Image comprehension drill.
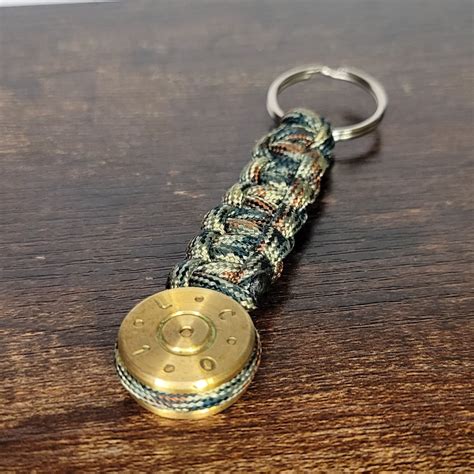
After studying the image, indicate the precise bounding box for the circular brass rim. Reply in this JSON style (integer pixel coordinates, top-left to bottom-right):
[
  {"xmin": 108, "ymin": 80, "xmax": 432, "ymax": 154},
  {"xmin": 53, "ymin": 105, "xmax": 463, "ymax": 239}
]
[{"xmin": 117, "ymin": 287, "xmax": 257, "ymax": 394}]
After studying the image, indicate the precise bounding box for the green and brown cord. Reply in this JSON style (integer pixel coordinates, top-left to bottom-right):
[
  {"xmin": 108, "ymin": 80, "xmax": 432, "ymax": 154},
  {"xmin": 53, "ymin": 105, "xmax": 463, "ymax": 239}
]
[{"xmin": 168, "ymin": 108, "xmax": 335, "ymax": 310}]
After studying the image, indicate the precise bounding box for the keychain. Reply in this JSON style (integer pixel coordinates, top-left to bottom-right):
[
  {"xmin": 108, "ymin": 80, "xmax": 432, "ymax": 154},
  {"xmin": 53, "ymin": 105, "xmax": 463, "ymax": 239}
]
[{"xmin": 115, "ymin": 65, "xmax": 388, "ymax": 419}]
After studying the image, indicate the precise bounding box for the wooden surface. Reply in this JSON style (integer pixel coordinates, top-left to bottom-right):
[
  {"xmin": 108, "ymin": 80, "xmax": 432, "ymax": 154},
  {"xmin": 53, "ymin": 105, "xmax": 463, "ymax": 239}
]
[{"xmin": 0, "ymin": 0, "xmax": 473, "ymax": 471}]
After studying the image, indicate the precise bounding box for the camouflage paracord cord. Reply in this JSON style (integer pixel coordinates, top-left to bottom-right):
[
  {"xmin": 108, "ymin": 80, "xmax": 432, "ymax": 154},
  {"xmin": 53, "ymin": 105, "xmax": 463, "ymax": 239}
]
[{"xmin": 167, "ymin": 108, "xmax": 334, "ymax": 310}]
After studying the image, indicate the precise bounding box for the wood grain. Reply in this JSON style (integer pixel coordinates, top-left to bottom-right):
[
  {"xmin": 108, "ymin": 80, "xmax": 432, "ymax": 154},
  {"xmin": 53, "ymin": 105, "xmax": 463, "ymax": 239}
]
[{"xmin": 0, "ymin": 0, "xmax": 473, "ymax": 471}]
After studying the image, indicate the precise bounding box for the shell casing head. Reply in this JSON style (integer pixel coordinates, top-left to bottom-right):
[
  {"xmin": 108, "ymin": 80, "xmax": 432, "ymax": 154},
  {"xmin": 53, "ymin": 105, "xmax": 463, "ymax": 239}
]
[{"xmin": 115, "ymin": 287, "xmax": 260, "ymax": 419}]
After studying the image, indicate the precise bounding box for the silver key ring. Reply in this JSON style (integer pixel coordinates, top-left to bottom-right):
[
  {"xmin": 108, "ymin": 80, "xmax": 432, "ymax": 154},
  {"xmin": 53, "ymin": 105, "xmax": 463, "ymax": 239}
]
[{"xmin": 266, "ymin": 64, "xmax": 388, "ymax": 142}]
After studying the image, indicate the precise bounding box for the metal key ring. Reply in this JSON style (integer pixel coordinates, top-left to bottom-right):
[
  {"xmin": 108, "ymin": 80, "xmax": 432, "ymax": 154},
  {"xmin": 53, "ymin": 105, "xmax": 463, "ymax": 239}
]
[{"xmin": 266, "ymin": 64, "xmax": 388, "ymax": 142}]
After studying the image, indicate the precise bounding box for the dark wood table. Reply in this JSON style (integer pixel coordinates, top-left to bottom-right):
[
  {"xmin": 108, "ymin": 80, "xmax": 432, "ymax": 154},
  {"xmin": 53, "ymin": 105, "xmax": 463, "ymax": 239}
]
[{"xmin": 1, "ymin": 0, "xmax": 472, "ymax": 471}]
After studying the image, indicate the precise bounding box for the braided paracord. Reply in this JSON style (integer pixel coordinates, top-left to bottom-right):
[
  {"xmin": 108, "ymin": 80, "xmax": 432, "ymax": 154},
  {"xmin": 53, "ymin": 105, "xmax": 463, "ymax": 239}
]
[{"xmin": 167, "ymin": 109, "xmax": 334, "ymax": 310}]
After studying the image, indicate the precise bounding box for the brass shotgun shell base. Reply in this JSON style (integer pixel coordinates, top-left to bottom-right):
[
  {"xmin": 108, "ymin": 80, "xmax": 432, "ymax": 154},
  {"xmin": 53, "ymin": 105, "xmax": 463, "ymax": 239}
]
[{"xmin": 115, "ymin": 287, "xmax": 260, "ymax": 419}]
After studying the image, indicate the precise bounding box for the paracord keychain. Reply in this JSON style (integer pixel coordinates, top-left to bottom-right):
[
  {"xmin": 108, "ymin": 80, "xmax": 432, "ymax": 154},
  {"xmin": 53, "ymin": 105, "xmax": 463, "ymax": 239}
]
[{"xmin": 115, "ymin": 65, "xmax": 388, "ymax": 419}]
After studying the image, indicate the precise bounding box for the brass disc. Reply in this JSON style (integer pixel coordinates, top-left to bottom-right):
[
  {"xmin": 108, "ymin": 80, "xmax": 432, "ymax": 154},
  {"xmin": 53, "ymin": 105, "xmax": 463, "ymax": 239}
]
[{"xmin": 117, "ymin": 287, "xmax": 257, "ymax": 396}]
